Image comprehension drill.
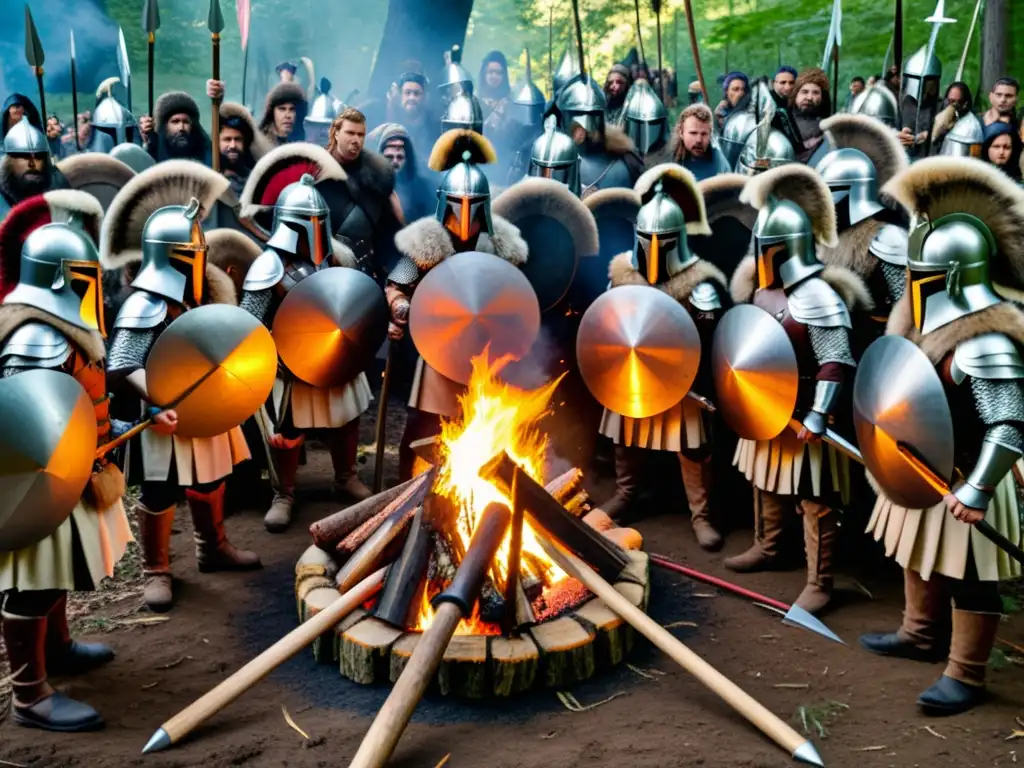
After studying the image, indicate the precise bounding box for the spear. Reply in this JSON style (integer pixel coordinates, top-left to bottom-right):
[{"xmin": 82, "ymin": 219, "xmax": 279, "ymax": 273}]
[
  {"xmin": 681, "ymin": 0, "xmax": 708, "ymax": 104},
  {"xmin": 633, "ymin": 0, "xmax": 646, "ymax": 69},
  {"xmin": 117, "ymin": 27, "xmax": 132, "ymax": 113},
  {"xmin": 237, "ymin": 0, "xmax": 251, "ymax": 107},
  {"xmin": 208, "ymin": 0, "xmax": 225, "ymax": 172},
  {"xmin": 570, "ymin": 0, "xmax": 586, "ymax": 79},
  {"xmin": 652, "ymin": 0, "xmax": 665, "ymax": 102},
  {"xmin": 142, "ymin": 0, "xmax": 160, "ymax": 120},
  {"xmin": 69, "ymin": 31, "xmax": 80, "ymax": 150},
  {"xmin": 23, "ymin": 6, "xmax": 46, "ymax": 122},
  {"xmin": 893, "ymin": 0, "xmax": 903, "ymax": 80},
  {"xmin": 954, "ymin": 0, "xmax": 983, "ymax": 83}
]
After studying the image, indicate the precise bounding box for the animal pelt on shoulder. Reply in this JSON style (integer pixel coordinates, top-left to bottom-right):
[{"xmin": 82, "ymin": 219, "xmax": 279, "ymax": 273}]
[
  {"xmin": 886, "ymin": 295, "xmax": 1024, "ymax": 364},
  {"xmin": 817, "ymin": 217, "xmax": 884, "ymax": 278},
  {"xmin": 0, "ymin": 304, "xmax": 105, "ymax": 363},
  {"xmin": 344, "ymin": 150, "xmax": 395, "ymax": 202},
  {"xmin": 204, "ymin": 263, "xmax": 238, "ymax": 306},
  {"xmin": 603, "ymin": 126, "xmax": 645, "ymax": 179},
  {"xmin": 329, "ymin": 237, "xmax": 358, "ymax": 269},
  {"xmin": 608, "ymin": 251, "xmax": 728, "ymax": 304},
  {"xmin": 393, "ymin": 214, "xmax": 528, "ymax": 271},
  {"xmin": 729, "ymin": 254, "xmax": 873, "ymax": 312}
]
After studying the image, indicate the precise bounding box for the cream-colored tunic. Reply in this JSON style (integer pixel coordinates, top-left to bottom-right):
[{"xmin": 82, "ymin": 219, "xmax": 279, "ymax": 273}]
[
  {"xmin": 140, "ymin": 427, "xmax": 251, "ymax": 486},
  {"xmin": 599, "ymin": 397, "xmax": 706, "ymax": 451},
  {"xmin": 408, "ymin": 357, "xmax": 463, "ymax": 419},
  {"xmin": 272, "ymin": 373, "xmax": 372, "ymax": 430},
  {"xmin": 734, "ymin": 430, "xmax": 851, "ymax": 504}
]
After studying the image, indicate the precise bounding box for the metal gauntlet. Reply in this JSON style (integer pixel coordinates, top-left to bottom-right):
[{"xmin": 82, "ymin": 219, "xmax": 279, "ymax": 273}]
[
  {"xmin": 802, "ymin": 380, "xmax": 840, "ymax": 436},
  {"xmin": 954, "ymin": 432, "xmax": 1024, "ymax": 510}
]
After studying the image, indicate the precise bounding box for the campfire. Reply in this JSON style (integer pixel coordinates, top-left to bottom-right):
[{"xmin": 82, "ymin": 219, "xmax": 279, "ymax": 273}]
[{"xmin": 297, "ymin": 351, "xmax": 651, "ymax": 697}]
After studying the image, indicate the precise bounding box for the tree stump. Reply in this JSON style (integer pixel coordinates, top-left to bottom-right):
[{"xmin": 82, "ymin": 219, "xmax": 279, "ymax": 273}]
[{"xmin": 339, "ymin": 617, "xmax": 404, "ymax": 684}]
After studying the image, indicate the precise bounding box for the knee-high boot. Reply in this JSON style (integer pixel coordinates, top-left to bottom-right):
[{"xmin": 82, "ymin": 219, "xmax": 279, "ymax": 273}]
[
  {"xmin": 45, "ymin": 593, "xmax": 114, "ymax": 676},
  {"xmin": 680, "ymin": 453, "xmax": 722, "ymax": 551},
  {"xmin": 794, "ymin": 503, "xmax": 837, "ymax": 614},
  {"xmin": 859, "ymin": 569, "xmax": 951, "ymax": 662},
  {"xmin": 137, "ymin": 503, "xmax": 176, "ymax": 613},
  {"xmin": 187, "ymin": 483, "xmax": 262, "ymax": 573},
  {"xmin": 594, "ymin": 445, "xmax": 643, "ymax": 523},
  {"xmin": 918, "ymin": 609, "xmax": 1001, "ymax": 715},
  {"xmin": 724, "ymin": 488, "xmax": 789, "ymax": 572},
  {"xmin": 264, "ymin": 438, "xmax": 303, "ymax": 533},
  {"xmin": 331, "ymin": 418, "xmax": 372, "ymax": 502}
]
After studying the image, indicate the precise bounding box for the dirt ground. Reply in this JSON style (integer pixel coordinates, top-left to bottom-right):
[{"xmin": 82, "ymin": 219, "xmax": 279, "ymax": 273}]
[{"xmin": 2, "ymin": 400, "xmax": 1023, "ymax": 768}]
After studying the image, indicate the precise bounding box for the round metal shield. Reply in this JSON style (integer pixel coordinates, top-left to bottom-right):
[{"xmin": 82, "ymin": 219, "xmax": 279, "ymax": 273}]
[
  {"xmin": 576, "ymin": 285, "xmax": 701, "ymax": 418},
  {"xmin": 853, "ymin": 335, "xmax": 955, "ymax": 509},
  {"xmin": 506, "ymin": 214, "xmax": 579, "ymax": 312},
  {"xmin": 410, "ymin": 252, "xmax": 541, "ymax": 385},
  {"xmin": 272, "ymin": 267, "xmax": 389, "ymax": 388},
  {"xmin": 711, "ymin": 304, "xmax": 800, "ymax": 440},
  {"xmin": 146, "ymin": 304, "xmax": 278, "ymax": 438},
  {"xmin": 110, "ymin": 143, "xmax": 156, "ymax": 173},
  {"xmin": 0, "ymin": 369, "xmax": 96, "ymax": 552}
]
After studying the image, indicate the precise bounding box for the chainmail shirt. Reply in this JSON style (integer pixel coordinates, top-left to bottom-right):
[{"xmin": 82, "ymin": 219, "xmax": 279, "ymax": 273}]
[
  {"xmin": 808, "ymin": 325, "xmax": 856, "ymax": 367},
  {"xmin": 880, "ymin": 261, "xmax": 906, "ymax": 303},
  {"xmin": 107, "ymin": 328, "xmax": 157, "ymax": 376},
  {"xmin": 240, "ymin": 289, "xmax": 274, "ymax": 328}
]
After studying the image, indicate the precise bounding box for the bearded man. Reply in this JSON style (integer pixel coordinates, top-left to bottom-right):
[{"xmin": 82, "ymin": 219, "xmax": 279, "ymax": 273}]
[
  {"xmin": 0, "ymin": 122, "xmax": 69, "ymax": 216},
  {"xmin": 604, "ymin": 64, "xmax": 633, "ymax": 126},
  {"xmin": 139, "ymin": 92, "xmax": 212, "ymax": 164},
  {"xmin": 389, "ymin": 68, "xmax": 439, "ymax": 163},
  {"xmin": 217, "ymin": 102, "xmax": 271, "ymax": 195},
  {"xmin": 789, "ymin": 67, "xmax": 832, "ymax": 164},
  {"xmin": 375, "ymin": 123, "xmax": 434, "ymax": 223},
  {"xmin": 672, "ymin": 104, "xmax": 732, "ymax": 180}
]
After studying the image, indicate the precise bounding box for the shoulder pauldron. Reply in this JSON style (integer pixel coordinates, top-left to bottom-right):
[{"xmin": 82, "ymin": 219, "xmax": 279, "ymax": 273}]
[
  {"xmin": 951, "ymin": 333, "xmax": 1024, "ymax": 384},
  {"xmin": 787, "ymin": 278, "xmax": 852, "ymax": 329},
  {"xmin": 114, "ymin": 290, "xmax": 169, "ymax": 330},
  {"xmin": 0, "ymin": 322, "xmax": 71, "ymax": 370}
]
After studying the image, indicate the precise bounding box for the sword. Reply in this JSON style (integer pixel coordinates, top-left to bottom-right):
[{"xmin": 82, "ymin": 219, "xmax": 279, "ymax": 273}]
[
  {"xmin": 143, "ymin": 0, "xmax": 160, "ymax": 120},
  {"xmin": 23, "ymin": 6, "xmax": 46, "ymax": 121},
  {"xmin": 117, "ymin": 27, "xmax": 132, "ymax": 113},
  {"xmin": 69, "ymin": 31, "xmax": 80, "ymax": 150},
  {"xmin": 954, "ymin": 0, "xmax": 984, "ymax": 83},
  {"xmin": 207, "ymin": 0, "xmax": 225, "ymax": 172}
]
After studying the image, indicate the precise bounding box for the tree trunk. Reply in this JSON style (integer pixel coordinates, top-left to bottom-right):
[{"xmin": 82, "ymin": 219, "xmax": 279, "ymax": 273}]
[
  {"xmin": 368, "ymin": 0, "xmax": 474, "ymax": 97},
  {"xmin": 981, "ymin": 0, "xmax": 1008, "ymax": 94}
]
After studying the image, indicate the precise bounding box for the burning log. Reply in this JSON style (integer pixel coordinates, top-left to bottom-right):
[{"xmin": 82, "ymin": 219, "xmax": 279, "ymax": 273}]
[
  {"xmin": 375, "ymin": 506, "xmax": 432, "ymax": 629},
  {"xmin": 309, "ymin": 475, "xmax": 421, "ymax": 551},
  {"xmin": 336, "ymin": 504, "xmax": 422, "ymax": 593},
  {"xmin": 337, "ymin": 470, "xmax": 434, "ymax": 556}
]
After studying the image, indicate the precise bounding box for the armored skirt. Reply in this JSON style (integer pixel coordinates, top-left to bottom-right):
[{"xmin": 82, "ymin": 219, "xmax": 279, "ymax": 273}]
[
  {"xmin": 0, "ymin": 499, "xmax": 132, "ymax": 593},
  {"xmin": 599, "ymin": 398, "xmax": 707, "ymax": 451},
  {"xmin": 409, "ymin": 357, "xmax": 463, "ymax": 419},
  {"xmin": 272, "ymin": 374, "xmax": 372, "ymax": 430},
  {"xmin": 866, "ymin": 471, "xmax": 1023, "ymax": 582},
  {"xmin": 137, "ymin": 427, "xmax": 251, "ymax": 486},
  {"xmin": 733, "ymin": 432, "xmax": 851, "ymax": 504}
]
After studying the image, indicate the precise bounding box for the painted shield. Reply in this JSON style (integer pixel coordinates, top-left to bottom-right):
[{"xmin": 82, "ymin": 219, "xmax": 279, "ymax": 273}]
[
  {"xmin": 146, "ymin": 304, "xmax": 277, "ymax": 438},
  {"xmin": 853, "ymin": 335, "xmax": 955, "ymax": 509},
  {"xmin": 711, "ymin": 304, "xmax": 799, "ymax": 440},
  {"xmin": 273, "ymin": 267, "xmax": 388, "ymax": 388},
  {"xmin": 0, "ymin": 369, "xmax": 97, "ymax": 552},
  {"xmin": 576, "ymin": 285, "xmax": 701, "ymax": 418},
  {"xmin": 410, "ymin": 252, "xmax": 541, "ymax": 385}
]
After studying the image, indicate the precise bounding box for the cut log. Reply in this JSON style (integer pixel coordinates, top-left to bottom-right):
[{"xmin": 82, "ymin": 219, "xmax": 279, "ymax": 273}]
[
  {"xmin": 563, "ymin": 490, "xmax": 591, "ymax": 517},
  {"xmin": 437, "ymin": 633, "xmax": 489, "ymax": 698},
  {"xmin": 409, "ymin": 435, "xmax": 441, "ymax": 465},
  {"xmin": 388, "ymin": 632, "xmax": 420, "ymax": 682},
  {"xmin": 573, "ymin": 598, "xmax": 634, "ymax": 668},
  {"xmin": 302, "ymin": 587, "xmax": 345, "ymax": 663},
  {"xmin": 309, "ymin": 475, "xmax": 418, "ymax": 550},
  {"xmin": 545, "ymin": 467, "xmax": 583, "ymax": 503},
  {"xmin": 336, "ymin": 505, "xmax": 418, "ymax": 592},
  {"xmin": 528, "ymin": 615, "xmax": 597, "ymax": 688},
  {"xmin": 338, "ymin": 469, "xmax": 433, "ymax": 554},
  {"xmin": 339, "ymin": 617, "xmax": 405, "ymax": 685},
  {"xmin": 490, "ymin": 634, "xmax": 540, "ymax": 696},
  {"xmin": 294, "ymin": 545, "xmax": 337, "ymax": 623}
]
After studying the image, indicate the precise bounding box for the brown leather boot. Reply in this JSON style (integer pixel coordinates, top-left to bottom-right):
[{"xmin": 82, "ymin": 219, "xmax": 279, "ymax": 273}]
[
  {"xmin": 187, "ymin": 483, "xmax": 262, "ymax": 573},
  {"xmin": 595, "ymin": 445, "xmax": 643, "ymax": 523},
  {"xmin": 331, "ymin": 418, "xmax": 372, "ymax": 502},
  {"xmin": 724, "ymin": 488, "xmax": 788, "ymax": 572},
  {"xmin": 137, "ymin": 504, "xmax": 175, "ymax": 613},
  {"xmin": 794, "ymin": 502, "xmax": 836, "ymax": 615},
  {"xmin": 1, "ymin": 611, "xmax": 103, "ymax": 732},
  {"xmin": 860, "ymin": 569, "xmax": 950, "ymax": 662},
  {"xmin": 680, "ymin": 454, "xmax": 722, "ymax": 551},
  {"xmin": 918, "ymin": 610, "xmax": 1001, "ymax": 715},
  {"xmin": 45, "ymin": 594, "xmax": 114, "ymax": 676},
  {"xmin": 265, "ymin": 441, "xmax": 303, "ymax": 533}
]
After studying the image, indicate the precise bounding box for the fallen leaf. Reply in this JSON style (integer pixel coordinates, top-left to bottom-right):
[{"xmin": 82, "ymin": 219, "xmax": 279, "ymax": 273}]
[
  {"xmin": 852, "ymin": 746, "xmax": 886, "ymax": 752},
  {"xmin": 282, "ymin": 705, "xmax": 310, "ymax": 740},
  {"xmin": 923, "ymin": 725, "xmax": 946, "ymax": 740}
]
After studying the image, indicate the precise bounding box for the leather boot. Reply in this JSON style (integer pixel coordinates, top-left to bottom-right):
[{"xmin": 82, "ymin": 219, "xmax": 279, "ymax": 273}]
[
  {"xmin": 331, "ymin": 419, "xmax": 372, "ymax": 502},
  {"xmin": 595, "ymin": 446, "xmax": 642, "ymax": 524},
  {"xmin": 187, "ymin": 483, "xmax": 262, "ymax": 573},
  {"xmin": 860, "ymin": 569, "xmax": 950, "ymax": 662},
  {"xmin": 137, "ymin": 504, "xmax": 175, "ymax": 613},
  {"xmin": 45, "ymin": 594, "xmax": 114, "ymax": 677},
  {"xmin": 264, "ymin": 440, "xmax": 303, "ymax": 533},
  {"xmin": 680, "ymin": 454, "xmax": 722, "ymax": 551},
  {"xmin": 793, "ymin": 502, "xmax": 836, "ymax": 615},
  {"xmin": 1, "ymin": 611, "xmax": 103, "ymax": 732},
  {"xmin": 724, "ymin": 489, "xmax": 788, "ymax": 573},
  {"xmin": 918, "ymin": 610, "xmax": 1001, "ymax": 715}
]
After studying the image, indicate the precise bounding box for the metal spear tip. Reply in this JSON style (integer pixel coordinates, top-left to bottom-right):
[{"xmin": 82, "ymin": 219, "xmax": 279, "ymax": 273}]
[
  {"xmin": 207, "ymin": 0, "xmax": 225, "ymax": 34},
  {"xmin": 143, "ymin": 0, "xmax": 161, "ymax": 33},
  {"xmin": 142, "ymin": 727, "xmax": 171, "ymax": 754},
  {"xmin": 793, "ymin": 740, "xmax": 825, "ymax": 767},
  {"xmin": 24, "ymin": 5, "xmax": 44, "ymax": 67},
  {"xmin": 925, "ymin": 0, "xmax": 956, "ymax": 23},
  {"xmin": 783, "ymin": 604, "xmax": 845, "ymax": 645}
]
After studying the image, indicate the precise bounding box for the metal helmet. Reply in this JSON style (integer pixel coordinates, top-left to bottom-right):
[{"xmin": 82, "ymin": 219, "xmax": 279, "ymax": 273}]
[
  {"xmin": 441, "ymin": 93, "xmax": 484, "ymax": 135},
  {"xmin": 267, "ymin": 174, "xmax": 333, "ymax": 267},
  {"xmin": 529, "ymin": 119, "xmax": 581, "ymax": 196},
  {"xmin": 815, "ymin": 148, "xmax": 884, "ymax": 227},
  {"xmin": 737, "ymin": 124, "xmax": 796, "ymax": 176},
  {"xmin": 850, "ymin": 85, "xmax": 900, "ymax": 128},
  {"xmin": 908, "ymin": 214, "xmax": 1001, "ymax": 334},
  {"xmin": 633, "ymin": 182, "xmax": 697, "ymax": 283},
  {"xmin": 901, "ymin": 45, "xmax": 942, "ymax": 105},
  {"xmin": 3, "ymin": 120, "xmax": 49, "ymax": 157},
  {"xmin": 552, "ymin": 48, "xmax": 582, "ymax": 98},
  {"xmin": 510, "ymin": 49, "xmax": 546, "ymax": 128},
  {"xmin": 939, "ymin": 112, "xmax": 984, "ymax": 158},
  {"xmin": 748, "ymin": 77, "xmax": 777, "ymax": 120},
  {"xmin": 556, "ymin": 75, "xmax": 606, "ymax": 136},
  {"xmin": 91, "ymin": 95, "xmax": 141, "ymax": 146},
  {"xmin": 3, "ymin": 223, "xmax": 105, "ymax": 334},
  {"xmin": 753, "ymin": 198, "xmax": 823, "ymax": 291},
  {"xmin": 436, "ymin": 151, "xmax": 492, "ymax": 250},
  {"xmin": 718, "ymin": 110, "xmax": 757, "ymax": 169},
  {"xmin": 622, "ymin": 80, "xmax": 668, "ymax": 155},
  {"xmin": 304, "ymin": 80, "xmax": 344, "ymax": 147},
  {"xmin": 131, "ymin": 198, "xmax": 209, "ymax": 307},
  {"xmin": 438, "ymin": 45, "xmax": 473, "ymax": 101}
]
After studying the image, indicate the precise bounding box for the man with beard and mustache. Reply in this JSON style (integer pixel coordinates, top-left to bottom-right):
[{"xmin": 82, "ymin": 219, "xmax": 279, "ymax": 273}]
[
  {"xmin": 373, "ymin": 123, "xmax": 434, "ymax": 223},
  {"xmin": 138, "ymin": 92, "xmax": 212, "ymax": 164},
  {"xmin": 0, "ymin": 122, "xmax": 69, "ymax": 217},
  {"xmin": 604, "ymin": 64, "xmax": 633, "ymax": 127},
  {"xmin": 789, "ymin": 67, "xmax": 832, "ymax": 164},
  {"xmin": 217, "ymin": 102, "xmax": 271, "ymax": 195},
  {"xmin": 388, "ymin": 67, "xmax": 438, "ymax": 168},
  {"xmin": 672, "ymin": 104, "xmax": 732, "ymax": 180},
  {"xmin": 982, "ymin": 78, "xmax": 1020, "ymax": 131}
]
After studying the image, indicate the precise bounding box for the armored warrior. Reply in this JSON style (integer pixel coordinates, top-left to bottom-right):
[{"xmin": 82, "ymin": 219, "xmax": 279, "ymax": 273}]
[
  {"xmin": 815, "ymin": 114, "xmax": 910, "ymax": 349},
  {"xmin": 386, "ymin": 130, "xmax": 528, "ymax": 480},
  {"xmin": 101, "ymin": 161, "xmax": 261, "ymax": 614},
  {"xmin": 850, "ymin": 85, "xmax": 900, "ymax": 129},
  {"xmin": 898, "ymin": 41, "xmax": 943, "ymax": 158},
  {"xmin": 441, "ymin": 93, "xmax": 485, "ymax": 135},
  {"xmin": 238, "ymin": 173, "xmax": 374, "ymax": 531},
  {"xmin": 592, "ymin": 165, "xmax": 728, "ymax": 550},
  {"xmin": 525, "ymin": 118, "xmax": 581, "ymax": 196},
  {"xmin": 937, "ymin": 111, "xmax": 984, "ymax": 157},
  {"xmin": 551, "ymin": 47, "xmax": 582, "ymax": 102},
  {"xmin": 89, "ymin": 77, "xmax": 143, "ymax": 152},
  {"xmin": 438, "ymin": 45, "xmax": 474, "ymax": 104},
  {"xmin": 621, "ymin": 80, "xmax": 670, "ymax": 166},
  {"xmin": 0, "ymin": 121, "xmax": 70, "ymax": 217},
  {"xmin": 736, "ymin": 116, "xmax": 797, "ymax": 176},
  {"xmin": 0, "ymin": 192, "xmax": 137, "ymax": 732},
  {"xmin": 726, "ymin": 164, "xmax": 871, "ymax": 613},
  {"xmin": 860, "ymin": 158, "xmax": 1024, "ymax": 715},
  {"xmin": 504, "ymin": 49, "xmax": 549, "ymax": 184}
]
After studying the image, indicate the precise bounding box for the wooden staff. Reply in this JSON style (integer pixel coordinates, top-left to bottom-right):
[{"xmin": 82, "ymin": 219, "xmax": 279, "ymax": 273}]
[
  {"xmin": 681, "ymin": 0, "xmax": 708, "ymax": 104},
  {"xmin": 372, "ymin": 343, "xmax": 394, "ymax": 494},
  {"xmin": 142, "ymin": 567, "xmax": 386, "ymax": 753},
  {"xmin": 539, "ymin": 542, "xmax": 825, "ymax": 767},
  {"xmin": 143, "ymin": 0, "xmax": 160, "ymax": 120},
  {"xmin": 348, "ymin": 502, "xmax": 511, "ymax": 768},
  {"xmin": 207, "ymin": 0, "xmax": 225, "ymax": 172}
]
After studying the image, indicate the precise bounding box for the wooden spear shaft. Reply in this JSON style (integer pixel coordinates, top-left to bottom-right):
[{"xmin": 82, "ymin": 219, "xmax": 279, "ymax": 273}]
[
  {"xmin": 211, "ymin": 32, "xmax": 222, "ymax": 172},
  {"xmin": 681, "ymin": 0, "xmax": 708, "ymax": 104}
]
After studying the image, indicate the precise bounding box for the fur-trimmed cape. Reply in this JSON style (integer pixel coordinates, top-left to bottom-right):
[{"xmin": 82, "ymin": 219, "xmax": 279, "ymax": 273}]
[
  {"xmin": 0, "ymin": 304, "xmax": 106, "ymax": 363},
  {"xmin": 394, "ymin": 215, "xmax": 528, "ymax": 271},
  {"xmin": 491, "ymin": 177, "xmax": 599, "ymax": 259},
  {"xmin": 817, "ymin": 217, "xmax": 885, "ymax": 278},
  {"xmin": 729, "ymin": 254, "xmax": 873, "ymax": 312},
  {"xmin": 608, "ymin": 251, "xmax": 728, "ymax": 304}
]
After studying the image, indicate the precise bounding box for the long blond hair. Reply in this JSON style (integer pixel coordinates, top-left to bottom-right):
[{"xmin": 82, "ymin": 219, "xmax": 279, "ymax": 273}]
[{"xmin": 326, "ymin": 107, "xmax": 367, "ymax": 155}]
